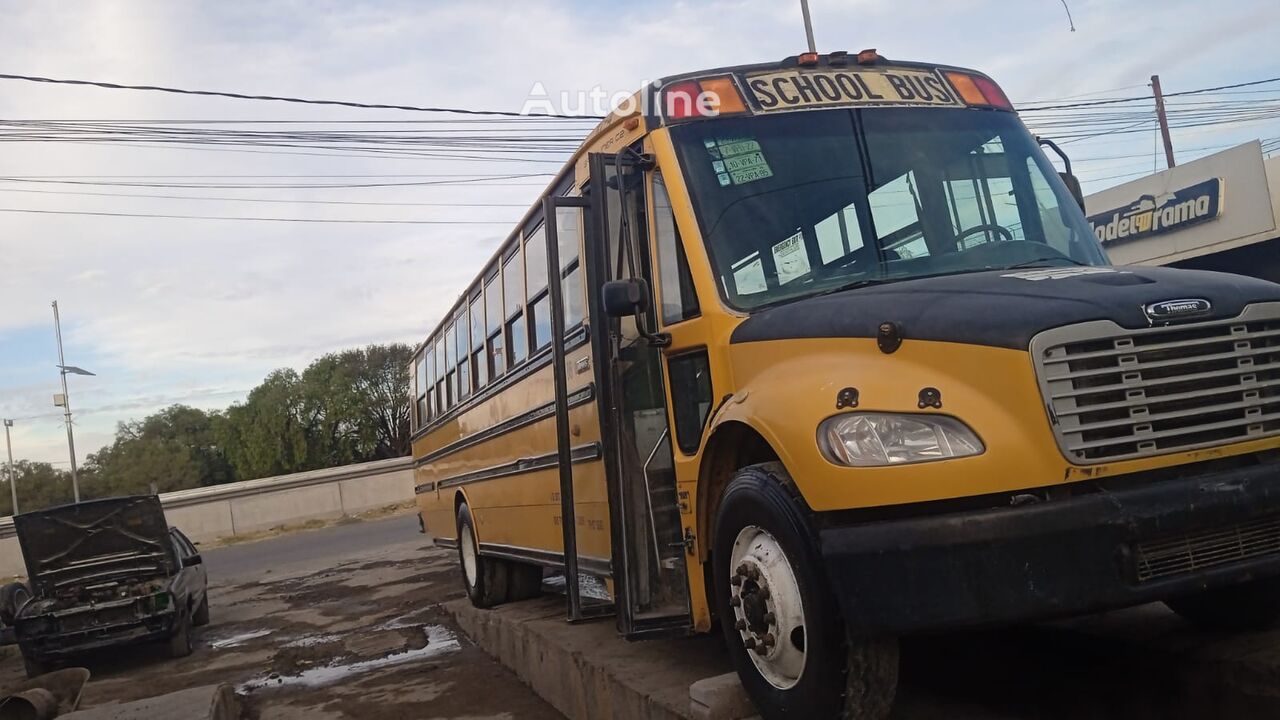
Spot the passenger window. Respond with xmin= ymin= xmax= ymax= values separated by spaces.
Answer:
xmin=653 ymin=172 xmax=700 ymax=325
xmin=555 ymin=201 xmax=585 ymax=332
xmin=433 ymin=337 xmax=445 ymax=412
xmin=525 ymin=226 xmax=548 ymax=296
xmin=455 ymin=313 xmax=470 ymax=401
xmin=484 ymin=270 xmax=504 ymax=379
xmin=469 ymin=294 xmax=486 ymax=390
xmin=503 ymin=247 xmax=527 ymax=366
xmin=815 ymin=205 xmax=865 ymax=265
xmin=444 ymin=324 xmax=456 ymax=408
xmin=530 ymin=295 xmax=552 ymax=351
xmin=425 ymin=349 xmax=435 ymax=421
xmin=870 ymin=171 xmax=929 ymax=259
xmin=414 ymin=354 xmax=427 ymax=427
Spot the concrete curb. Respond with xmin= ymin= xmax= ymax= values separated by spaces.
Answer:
xmin=446 ymin=597 xmax=758 ymax=720
xmin=61 ymin=684 xmax=238 ymax=720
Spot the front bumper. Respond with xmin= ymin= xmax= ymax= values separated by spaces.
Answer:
xmin=16 ymin=606 xmax=177 ymax=659
xmin=820 ymin=460 xmax=1280 ymax=634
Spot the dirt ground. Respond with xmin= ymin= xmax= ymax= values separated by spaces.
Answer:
xmin=0 ymin=537 xmax=561 ymax=719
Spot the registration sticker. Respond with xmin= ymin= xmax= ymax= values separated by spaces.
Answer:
xmin=745 ymin=67 xmax=963 ymax=113
xmin=705 ymin=137 xmax=773 ymax=186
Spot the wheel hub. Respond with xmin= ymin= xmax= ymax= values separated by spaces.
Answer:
xmin=728 ymin=526 xmax=807 ymax=690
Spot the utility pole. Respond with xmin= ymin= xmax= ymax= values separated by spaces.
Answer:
xmin=52 ymin=300 xmax=85 ymax=503
xmin=1151 ymin=74 xmax=1176 ymax=168
xmin=4 ymin=419 xmax=15 ymax=516
xmin=800 ymin=0 xmax=817 ymax=53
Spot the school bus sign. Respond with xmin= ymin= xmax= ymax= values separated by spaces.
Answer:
xmin=1088 ymin=177 xmax=1224 ymax=245
xmin=745 ymin=67 xmax=964 ymax=112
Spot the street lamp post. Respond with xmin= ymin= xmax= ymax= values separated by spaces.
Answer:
xmin=3 ymin=419 xmax=15 ymax=516
xmin=52 ymin=300 xmax=94 ymax=504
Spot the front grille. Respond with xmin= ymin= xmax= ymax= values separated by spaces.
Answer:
xmin=1135 ymin=515 xmax=1280 ymax=582
xmin=1031 ymin=303 xmax=1280 ymax=463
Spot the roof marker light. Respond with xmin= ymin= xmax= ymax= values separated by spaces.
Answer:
xmin=943 ymin=71 xmax=1013 ymax=111
xmin=856 ymin=48 xmax=881 ymax=65
xmin=798 ymin=52 xmax=820 ymax=66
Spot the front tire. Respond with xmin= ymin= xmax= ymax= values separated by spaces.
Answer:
xmin=22 ymin=652 xmax=46 ymax=679
xmin=192 ymin=594 xmax=211 ymax=627
xmin=713 ymin=463 xmax=898 ymax=720
xmin=1166 ymin=576 xmax=1280 ymax=631
xmin=457 ymin=502 xmax=510 ymax=608
xmin=168 ymin=614 xmax=193 ymax=659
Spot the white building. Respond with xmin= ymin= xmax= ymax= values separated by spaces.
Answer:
xmin=1083 ymin=140 xmax=1280 ymax=280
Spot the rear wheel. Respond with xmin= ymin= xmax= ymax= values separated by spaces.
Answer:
xmin=713 ymin=463 xmax=898 ymax=720
xmin=457 ymin=502 xmax=510 ymax=608
xmin=1166 ymin=576 xmax=1280 ymax=631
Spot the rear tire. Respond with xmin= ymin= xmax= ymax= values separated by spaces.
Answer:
xmin=192 ymin=594 xmax=211 ymax=627
xmin=1166 ymin=576 xmax=1280 ymax=631
xmin=0 ymin=582 xmax=31 ymax=626
xmin=457 ymin=502 xmax=510 ymax=608
xmin=713 ymin=462 xmax=898 ymax=720
xmin=168 ymin=614 xmax=193 ymax=658
xmin=507 ymin=562 xmax=545 ymax=602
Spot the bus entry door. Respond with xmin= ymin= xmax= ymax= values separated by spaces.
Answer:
xmin=588 ymin=152 xmax=693 ymax=637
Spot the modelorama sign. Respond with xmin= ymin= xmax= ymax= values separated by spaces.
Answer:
xmin=1088 ymin=178 xmax=1224 ymax=245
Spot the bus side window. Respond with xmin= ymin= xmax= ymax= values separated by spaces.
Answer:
xmin=425 ymin=345 xmax=435 ymax=421
xmin=470 ymin=292 xmax=486 ymax=391
xmin=484 ymin=268 xmax=505 ymax=379
xmin=414 ymin=353 xmax=427 ymax=428
xmin=444 ymin=321 xmax=457 ymax=409
xmin=433 ymin=337 xmax=446 ymax=414
xmin=652 ymin=172 xmax=700 ymax=325
xmin=503 ymin=245 xmax=528 ymax=366
xmin=455 ymin=310 xmax=471 ymax=402
xmin=556 ymin=195 xmax=585 ymax=331
xmin=525 ymin=225 xmax=552 ymax=352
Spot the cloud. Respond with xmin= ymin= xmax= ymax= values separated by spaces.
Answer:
xmin=2 ymin=0 xmax=1278 ymax=463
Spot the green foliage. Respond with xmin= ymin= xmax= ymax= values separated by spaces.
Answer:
xmin=3 ymin=343 xmax=413 ymax=516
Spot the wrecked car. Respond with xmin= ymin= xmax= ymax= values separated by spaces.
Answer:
xmin=8 ymin=496 xmax=208 ymax=678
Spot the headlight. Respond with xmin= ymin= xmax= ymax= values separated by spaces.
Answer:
xmin=818 ymin=413 xmax=984 ymax=467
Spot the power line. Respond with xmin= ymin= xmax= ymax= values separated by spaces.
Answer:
xmin=0 ymin=207 xmax=519 ymax=224
xmin=0 ymin=174 xmax=551 ymax=189
xmin=0 ymin=187 xmax=530 ymax=207
xmin=0 ymin=72 xmax=606 ymax=120
xmin=1021 ymin=76 xmax=1280 ymax=111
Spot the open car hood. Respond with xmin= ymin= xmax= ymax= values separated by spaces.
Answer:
xmin=14 ymin=496 xmax=176 ymax=599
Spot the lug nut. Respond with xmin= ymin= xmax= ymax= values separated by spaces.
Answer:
xmin=747 ymin=566 xmax=760 ymax=581
xmin=762 ymin=633 xmax=776 ymax=647
xmin=758 ymin=587 xmax=770 ymax=600
xmin=730 ymin=596 xmax=741 ymax=607
xmin=735 ymin=619 xmax=747 ymax=631
xmin=764 ymin=612 xmax=776 ymax=625
xmin=730 ymin=575 xmax=742 ymax=587
xmin=736 ymin=563 xmax=749 ymax=576
xmin=744 ymin=637 xmax=756 ymax=649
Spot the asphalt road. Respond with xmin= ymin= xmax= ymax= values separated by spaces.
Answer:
xmin=203 ymin=513 xmax=422 ymax=584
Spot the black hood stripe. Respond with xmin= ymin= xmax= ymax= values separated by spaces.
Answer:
xmin=730 ymin=267 xmax=1280 ymax=350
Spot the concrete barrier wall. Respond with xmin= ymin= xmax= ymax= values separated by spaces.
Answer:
xmin=0 ymin=457 xmax=414 ymax=580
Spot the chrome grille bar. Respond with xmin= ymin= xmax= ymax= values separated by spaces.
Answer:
xmin=1031 ymin=303 xmax=1280 ymax=463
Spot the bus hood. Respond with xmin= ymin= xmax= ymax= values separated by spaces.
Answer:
xmin=14 ymin=496 xmax=176 ymax=600
xmin=729 ymin=266 xmax=1280 ymax=350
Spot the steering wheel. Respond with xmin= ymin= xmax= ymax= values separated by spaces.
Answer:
xmin=955 ymin=223 xmax=1015 ymax=247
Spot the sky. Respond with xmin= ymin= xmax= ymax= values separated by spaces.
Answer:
xmin=1 ymin=0 xmax=1278 ymax=466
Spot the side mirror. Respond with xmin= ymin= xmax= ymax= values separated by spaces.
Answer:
xmin=1059 ymin=172 xmax=1086 ymax=211
xmin=601 ymin=279 xmax=649 ymax=318
xmin=182 ymin=554 xmax=203 ymax=568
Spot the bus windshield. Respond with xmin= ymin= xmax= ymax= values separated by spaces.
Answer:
xmin=670 ymin=107 xmax=1108 ymax=311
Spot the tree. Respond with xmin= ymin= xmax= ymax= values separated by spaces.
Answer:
xmin=218 ymin=369 xmax=309 ymax=481
xmin=1 ymin=460 xmax=77 ymax=516
xmin=85 ymin=405 xmax=234 ymax=497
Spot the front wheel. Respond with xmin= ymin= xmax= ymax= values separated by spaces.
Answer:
xmin=168 ymin=614 xmax=193 ymax=659
xmin=1166 ymin=576 xmax=1280 ymax=631
xmin=713 ymin=463 xmax=898 ymax=720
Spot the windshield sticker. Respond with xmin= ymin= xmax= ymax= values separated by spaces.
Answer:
xmin=746 ymin=67 xmax=963 ymax=113
xmin=732 ymin=256 xmax=768 ymax=295
xmin=773 ymin=232 xmax=811 ymax=285
xmin=706 ymin=137 xmax=774 ymax=186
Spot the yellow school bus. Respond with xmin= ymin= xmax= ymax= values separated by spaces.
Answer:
xmin=412 ymin=50 xmax=1280 ymax=719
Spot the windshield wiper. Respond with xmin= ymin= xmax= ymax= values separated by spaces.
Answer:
xmin=1000 ymin=256 xmax=1090 ymax=270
